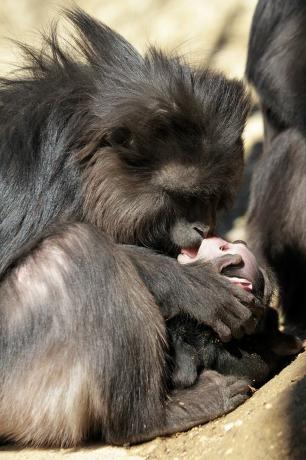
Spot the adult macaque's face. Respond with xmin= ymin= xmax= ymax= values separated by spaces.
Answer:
xmin=178 ymin=236 xmax=259 ymax=293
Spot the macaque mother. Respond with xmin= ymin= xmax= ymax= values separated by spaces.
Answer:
xmin=0 ymin=9 xmax=257 ymax=446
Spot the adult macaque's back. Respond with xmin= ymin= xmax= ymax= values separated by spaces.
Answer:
xmin=0 ymin=9 xmax=256 ymax=446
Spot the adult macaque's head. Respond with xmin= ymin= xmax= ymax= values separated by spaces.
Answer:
xmin=178 ymin=236 xmax=265 ymax=299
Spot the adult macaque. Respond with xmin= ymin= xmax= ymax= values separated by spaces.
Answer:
xmin=0 ymin=9 xmax=257 ymax=446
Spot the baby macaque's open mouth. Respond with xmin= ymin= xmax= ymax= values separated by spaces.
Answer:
xmin=178 ymin=237 xmax=258 ymax=293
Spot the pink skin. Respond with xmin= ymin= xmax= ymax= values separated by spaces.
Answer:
xmin=178 ymin=237 xmax=259 ymax=292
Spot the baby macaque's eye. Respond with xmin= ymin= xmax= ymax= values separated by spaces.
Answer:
xmin=232 ymin=240 xmax=248 ymax=247
xmin=220 ymin=243 xmax=230 ymax=251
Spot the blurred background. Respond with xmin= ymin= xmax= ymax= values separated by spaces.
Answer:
xmin=0 ymin=0 xmax=263 ymax=239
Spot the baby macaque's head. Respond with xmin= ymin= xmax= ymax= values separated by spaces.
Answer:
xmin=178 ymin=237 xmax=265 ymax=299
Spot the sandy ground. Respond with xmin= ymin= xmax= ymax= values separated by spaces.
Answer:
xmin=1 ymin=1 xmax=304 ymax=459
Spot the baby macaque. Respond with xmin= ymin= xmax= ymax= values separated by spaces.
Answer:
xmin=179 ymin=237 xmax=263 ymax=295
xmin=168 ymin=237 xmax=303 ymax=389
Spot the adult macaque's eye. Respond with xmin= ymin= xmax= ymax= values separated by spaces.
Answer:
xmin=107 ymin=127 xmax=133 ymax=148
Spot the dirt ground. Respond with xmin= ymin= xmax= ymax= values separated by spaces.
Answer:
xmin=1 ymin=1 xmax=305 ymax=459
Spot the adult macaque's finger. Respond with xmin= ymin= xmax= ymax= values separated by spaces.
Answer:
xmin=187 ymin=254 xmax=242 ymax=273
xmin=209 ymin=254 xmax=242 ymax=274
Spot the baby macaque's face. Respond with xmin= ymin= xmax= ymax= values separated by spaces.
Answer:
xmin=178 ymin=237 xmax=261 ymax=295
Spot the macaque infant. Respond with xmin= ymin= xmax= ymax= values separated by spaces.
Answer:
xmin=168 ymin=237 xmax=303 ymax=389
xmin=179 ymin=237 xmax=263 ymax=294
